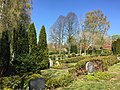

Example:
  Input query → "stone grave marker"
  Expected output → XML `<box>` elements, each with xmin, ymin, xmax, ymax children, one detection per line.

<box><xmin>11</xmin><ymin>53</ymin><xmax>15</xmax><ymax>61</ymax></box>
<box><xmin>56</xmin><ymin>57</ymin><xmax>58</xmax><ymax>60</ymax></box>
<box><xmin>82</xmin><ymin>53</ymin><xmax>86</xmax><ymax>56</ymax></box>
<box><xmin>29</xmin><ymin>78</ymin><xmax>45</xmax><ymax>90</ymax></box>
<box><xmin>117</xmin><ymin>56</ymin><xmax>120</xmax><ymax>61</ymax></box>
<box><xmin>86</xmin><ymin>62</ymin><xmax>94</xmax><ymax>74</ymax></box>
<box><xmin>76</xmin><ymin>54</ymin><xmax>79</xmax><ymax>56</ymax></box>
<box><xmin>55</xmin><ymin>61</ymin><xmax>60</xmax><ymax>66</ymax></box>
<box><xmin>49</xmin><ymin>58</ymin><xmax>53</xmax><ymax>67</ymax></box>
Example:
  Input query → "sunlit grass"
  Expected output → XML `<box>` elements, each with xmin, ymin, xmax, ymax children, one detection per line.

<box><xmin>109</xmin><ymin>63</ymin><xmax>120</xmax><ymax>72</ymax></box>
<box><xmin>58</xmin><ymin>63</ymin><xmax>120</xmax><ymax>90</ymax></box>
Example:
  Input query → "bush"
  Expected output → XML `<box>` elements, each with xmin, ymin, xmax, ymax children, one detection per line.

<box><xmin>86</xmin><ymin>50</ymin><xmax>92</xmax><ymax>55</ymax></box>
<box><xmin>94</xmin><ymin>72</ymin><xmax>114</xmax><ymax>80</ymax></box>
<box><xmin>49</xmin><ymin>53</ymin><xmax>82</xmax><ymax>61</ymax></box>
<box><xmin>52</xmin><ymin>63</ymin><xmax>76</xmax><ymax>69</ymax></box>
<box><xmin>71</xmin><ymin>53</ymin><xmax>76</xmax><ymax>57</ymax></box>
<box><xmin>84</xmin><ymin>74</ymin><xmax>100</xmax><ymax>81</ymax></box>
<box><xmin>67</xmin><ymin>63</ymin><xmax>77</xmax><ymax>68</ymax></box>
<box><xmin>95</xmin><ymin>50</ymin><xmax>102</xmax><ymax>54</ymax></box>
<box><xmin>77</xmin><ymin>56</ymin><xmax>117</xmax><ymax>70</ymax></box>
<box><xmin>68</xmin><ymin>53</ymin><xmax>77</xmax><ymax>58</ymax></box>
<box><xmin>112</xmin><ymin>38</ymin><xmax>120</xmax><ymax>54</ymax></box>
<box><xmin>57</xmin><ymin>56</ymin><xmax>88</xmax><ymax>63</ymax></box>
<box><xmin>0</xmin><ymin>75</ymin><xmax>21</xmax><ymax>89</ymax></box>
<box><xmin>0</xmin><ymin>73</ymin><xmax>44</xmax><ymax>90</ymax></box>
<box><xmin>13</xmin><ymin>54</ymin><xmax>40</xmax><ymax>74</ymax></box>
<box><xmin>100</xmin><ymin>50</ymin><xmax>112</xmax><ymax>56</ymax></box>
<box><xmin>71</xmin><ymin>56</ymin><xmax>118</xmax><ymax>76</ymax></box>
<box><xmin>24</xmin><ymin>73</ymin><xmax>43</xmax><ymax>89</ymax></box>
<box><xmin>84</xmin><ymin>72</ymin><xmax>114</xmax><ymax>81</ymax></box>
<box><xmin>13</xmin><ymin>53</ymin><xmax>49</xmax><ymax>74</ymax></box>
<box><xmin>3</xmin><ymin>88</ymin><xmax>12</xmax><ymax>90</ymax></box>
<box><xmin>70</xmin><ymin>45</ymin><xmax>78</xmax><ymax>54</ymax></box>
<box><xmin>49</xmin><ymin>51</ymin><xmax>59</xmax><ymax>55</ymax></box>
<box><xmin>46</xmin><ymin>73</ymin><xmax>73</xmax><ymax>89</ymax></box>
<box><xmin>49</xmin><ymin>54</ymin><xmax>65</xmax><ymax>60</ymax></box>
<box><xmin>49</xmin><ymin>55</ymin><xmax>56</xmax><ymax>60</ymax></box>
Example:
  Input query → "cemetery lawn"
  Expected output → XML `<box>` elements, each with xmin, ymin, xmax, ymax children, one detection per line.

<box><xmin>56</xmin><ymin>63</ymin><xmax>120</xmax><ymax>90</ymax></box>
<box><xmin>41</xmin><ymin>68</ymin><xmax>69</xmax><ymax>77</ymax></box>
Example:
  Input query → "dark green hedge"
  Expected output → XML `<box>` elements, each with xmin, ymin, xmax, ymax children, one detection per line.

<box><xmin>46</xmin><ymin>73</ymin><xmax>73</xmax><ymax>89</ymax></box>
<box><xmin>56</xmin><ymin>56</ymin><xmax>88</xmax><ymax>63</ymax></box>
<box><xmin>76</xmin><ymin>56</ymin><xmax>117</xmax><ymax>70</ymax></box>
<box><xmin>112</xmin><ymin>38</ymin><xmax>120</xmax><ymax>54</ymax></box>
<box><xmin>0</xmin><ymin>73</ymin><xmax>43</xmax><ymax>90</ymax></box>
<box><xmin>56</xmin><ymin>55</ymin><xmax>99</xmax><ymax>63</ymax></box>
<box><xmin>69</xmin><ymin>56</ymin><xmax>118</xmax><ymax>76</ymax></box>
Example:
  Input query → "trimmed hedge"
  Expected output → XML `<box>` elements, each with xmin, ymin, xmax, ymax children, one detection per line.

<box><xmin>76</xmin><ymin>56</ymin><xmax>117</xmax><ymax>70</ymax></box>
<box><xmin>49</xmin><ymin>54</ymin><xmax>64</xmax><ymax>60</ymax></box>
<box><xmin>100</xmin><ymin>50</ymin><xmax>113</xmax><ymax>56</ymax></box>
<box><xmin>56</xmin><ymin>56</ymin><xmax>89</xmax><ymax>63</ymax></box>
<box><xmin>56</xmin><ymin>55</ymin><xmax>100</xmax><ymax>63</ymax></box>
<box><xmin>51</xmin><ymin>55</ymin><xmax>99</xmax><ymax>69</ymax></box>
<box><xmin>49</xmin><ymin>53</ymin><xmax>81</xmax><ymax>60</ymax></box>
<box><xmin>112</xmin><ymin>38</ymin><xmax>120</xmax><ymax>54</ymax></box>
<box><xmin>84</xmin><ymin>72</ymin><xmax>114</xmax><ymax>81</ymax></box>
<box><xmin>46</xmin><ymin>73</ymin><xmax>73</xmax><ymax>89</ymax></box>
<box><xmin>69</xmin><ymin>55</ymin><xmax>118</xmax><ymax>76</ymax></box>
<box><xmin>0</xmin><ymin>72</ymin><xmax>73</xmax><ymax>90</ymax></box>
<box><xmin>0</xmin><ymin>73</ymin><xmax>43</xmax><ymax>90</ymax></box>
<box><xmin>0</xmin><ymin>75</ymin><xmax>21</xmax><ymax>89</ymax></box>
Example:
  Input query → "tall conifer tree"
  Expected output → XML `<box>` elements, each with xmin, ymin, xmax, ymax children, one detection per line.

<box><xmin>28</xmin><ymin>23</ymin><xmax>37</xmax><ymax>54</ymax></box>
<box><xmin>38</xmin><ymin>25</ymin><xmax>49</xmax><ymax>69</ymax></box>
<box><xmin>112</xmin><ymin>38</ymin><xmax>120</xmax><ymax>54</ymax></box>
<box><xmin>38</xmin><ymin>26</ymin><xmax>47</xmax><ymax>50</ymax></box>
<box><xmin>0</xmin><ymin>30</ymin><xmax>10</xmax><ymax>74</ymax></box>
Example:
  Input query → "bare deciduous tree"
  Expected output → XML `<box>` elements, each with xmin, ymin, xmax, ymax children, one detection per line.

<box><xmin>49</xmin><ymin>15</ymin><xmax>66</xmax><ymax>54</ymax></box>
<box><xmin>65</xmin><ymin>12</ymin><xmax>79</xmax><ymax>54</ymax></box>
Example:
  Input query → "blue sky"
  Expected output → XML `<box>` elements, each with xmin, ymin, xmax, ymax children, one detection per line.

<box><xmin>31</xmin><ymin>0</ymin><xmax>120</xmax><ymax>40</ymax></box>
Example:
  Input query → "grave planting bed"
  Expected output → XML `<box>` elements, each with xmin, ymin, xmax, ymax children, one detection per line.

<box><xmin>57</xmin><ymin>62</ymin><xmax>120</xmax><ymax>90</ymax></box>
<box><xmin>69</xmin><ymin>55</ymin><xmax>118</xmax><ymax>76</ymax></box>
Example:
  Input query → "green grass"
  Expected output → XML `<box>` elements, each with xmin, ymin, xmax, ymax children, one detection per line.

<box><xmin>58</xmin><ymin>63</ymin><xmax>120</xmax><ymax>90</ymax></box>
<box><xmin>67</xmin><ymin>63</ymin><xmax>77</xmax><ymax>68</ymax></box>
<box><xmin>109</xmin><ymin>63</ymin><xmax>120</xmax><ymax>72</ymax></box>
<box><xmin>49</xmin><ymin>62</ymin><xmax>77</xmax><ymax>69</ymax></box>
<box><xmin>41</xmin><ymin>60</ymin><xmax>120</xmax><ymax>90</ymax></box>
<box><xmin>41</xmin><ymin>68</ymin><xmax>68</xmax><ymax>78</ymax></box>
<box><xmin>63</xmin><ymin>80</ymin><xmax>120</xmax><ymax>90</ymax></box>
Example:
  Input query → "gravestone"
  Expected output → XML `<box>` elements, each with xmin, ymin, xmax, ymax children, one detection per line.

<box><xmin>55</xmin><ymin>56</ymin><xmax>58</xmax><ymax>60</ymax></box>
<box><xmin>55</xmin><ymin>61</ymin><xmax>60</xmax><ymax>66</ymax></box>
<box><xmin>76</xmin><ymin>54</ymin><xmax>79</xmax><ymax>56</ymax></box>
<box><xmin>11</xmin><ymin>53</ymin><xmax>14</xmax><ymax>61</ymax></box>
<box><xmin>86</xmin><ymin>62</ymin><xmax>94</xmax><ymax>74</ymax></box>
<box><xmin>29</xmin><ymin>78</ymin><xmax>45</xmax><ymax>90</ymax></box>
<box><xmin>49</xmin><ymin>58</ymin><xmax>53</xmax><ymax>67</ymax></box>
<box><xmin>117</xmin><ymin>56</ymin><xmax>120</xmax><ymax>61</ymax></box>
<box><xmin>82</xmin><ymin>53</ymin><xmax>86</xmax><ymax>56</ymax></box>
